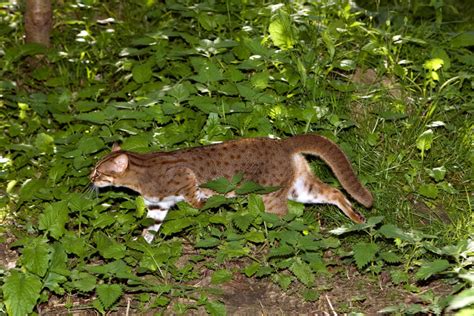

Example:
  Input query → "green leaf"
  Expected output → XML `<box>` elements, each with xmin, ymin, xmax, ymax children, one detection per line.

<box><xmin>132</xmin><ymin>62</ymin><xmax>153</xmax><ymax>83</ymax></box>
<box><xmin>201</xmin><ymin>176</ymin><xmax>235</xmax><ymax>194</ymax></box>
<box><xmin>379</xmin><ymin>251</ymin><xmax>402</xmax><ymax>263</ymax></box>
<box><xmin>416</xmin><ymin>259</ymin><xmax>450</xmax><ymax>280</ymax></box>
<box><xmin>287</xmin><ymin>201</ymin><xmax>304</xmax><ymax>217</ymax></box>
<box><xmin>70</xmin><ymin>272</ymin><xmax>97</xmax><ymax>292</ymax></box>
<box><xmin>92</xmin><ymin>213</ymin><xmax>116</xmax><ymax>229</ymax></box>
<box><xmin>211</xmin><ymin>269</ymin><xmax>233</xmax><ymax>285</ymax></box>
<box><xmin>235</xmin><ymin>180</ymin><xmax>279</xmax><ymax>195</ymax></box>
<box><xmin>34</xmin><ymin>132</ymin><xmax>54</xmax><ymax>152</ymax></box>
<box><xmin>329</xmin><ymin>216</ymin><xmax>384</xmax><ymax>235</ymax></box>
<box><xmin>378</xmin><ymin>224</ymin><xmax>415</xmax><ymax>242</ymax></box>
<box><xmin>77</xmin><ymin>136</ymin><xmax>105</xmax><ymax>154</ymax></box>
<box><xmin>247</xmin><ymin>194</ymin><xmax>265</xmax><ymax>213</ymax></box>
<box><xmin>255</xmin><ymin>266</ymin><xmax>274</xmax><ymax>277</ymax></box>
<box><xmin>289</xmin><ymin>259</ymin><xmax>314</xmax><ymax>287</ymax></box>
<box><xmin>251</xmin><ymin>71</ymin><xmax>269</xmax><ymax>90</ymax></box>
<box><xmin>3</xmin><ymin>270</ymin><xmax>42</xmax><ymax>316</ymax></box>
<box><xmin>390</xmin><ymin>270</ymin><xmax>409</xmax><ymax>285</ymax></box>
<box><xmin>297</xmin><ymin>236</ymin><xmax>320</xmax><ymax>251</ymax></box>
<box><xmin>268</xmin><ymin>12</ymin><xmax>296</xmax><ymax>50</ymax></box>
<box><xmin>38</xmin><ymin>201</ymin><xmax>69</xmax><ymax>239</ymax></box>
<box><xmin>86</xmin><ymin>260</ymin><xmax>137</xmax><ymax>280</ymax></box>
<box><xmin>261</xmin><ymin>213</ymin><xmax>283</xmax><ymax>227</ymax></box>
<box><xmin>96</xmin><ymin>284</ymin><xmax>122</xmax><ymax>310</ymax></box>
<box><xmin>191</xmin><ymin>60</ymin><xmax>223</xmax><ymax>83</ymax></box>
<box><xmin>135</xmin><ymin>196</ymin><xmax>147</xmax><ymax>218</ymax></box>
<box><xmin>44</xmin><ymin>272</ymin><xmax>67</xmax><ymax>295</ymax></box>
<box><xmin>318</xmin><ymin>237</ymin><xmax>341</xmax><ymax>249</ymax></box>
<box><xmin>202</xmin><ymin>195</ymin><xmax>232</xmax><ymax>210</ymax></box>
<box><xmin>205</xmin><ymin>300</ymin><xmax>227</xmax><ymax>316</ymax></box>
<box><xmin>448</xmin><ymin>288</ymin><xmax>474</xmax><ymax>310</ymax></box>
<box><xmin>423</xmin><ymin>58</ymin><xmax>444</xmax><ymax>71</ymax></box>
<box><xmin>61</xmin><ymin>233</ymin><xmax>91</xmax><ymax>258</ymax></box>
<box><xmin>161</xmin><ymin>217</ymin><xmax>194</xmax><ymax>235</ymax></box>
<box><xmin>233</xmin><ymin>213</ymin><xmax>255</xmax><ymax>232</ymax></box>
<box><xmin>416</xmin><ymin>129</ymin><xmax>434</xmax><ymax>158</ymax></box>
<box><xmin>75</xmin><ymin>111</ymin><xmax>108</xmax><ymax>124</ymax></box>
<box><xmin>431</xmin><ymin>47</ymin><xmax>451</xmax><ymax>70</ymax></box>
<box><xmin>22</xmin><ymin>237</ymin><xmax>51</xmax><ymax>277</ymax></box>
<box><xmin>352</xmin><ymin>242</ymin><xmax>379</xmax><ymax>269</ymax></box>
<box><xmin>243</xmin><ymin>262</ymin><xmax>260</xmax><ymax>277</ymax></box>
<box><xmin>49</xmin><ymin>243</ymin><xmax>69</xmax><ymax>275</ymax></box>
<box><xmin>245</xmin><ymin>231</ymin><xmax>265</xmax><ymax>243</ymax></box>
<box><xmin>94</xmin><ymin>232</ymin><xmax>126</xmax><ymax>259</ymax></box>
<box><xmin>428</xmin><ymin>166</ymin><xmax>446</xmax><ymax>182</ymax></box>
<box><xmin>418</xmin><ymin>183</ymin><xmax>439</xmax><ymax>199</ymax></box>
<box><xmin>268</xmin><ymin>244</ymin><xmax>294</xmax><ymax>259</ymax></box>
<box><xmin>195</xmin><ymin>237</ymin><xmax>221</xmax><ymax>248</ymax></box>
<box><xmin>168</xmin><ymin>83</ymin><xmax>191</xmax><ymax>101</ymax></box>
<box><xmin>273</xmin><ymin>273</ymin><xmax>292</xmax><ymax>290</ymax></box>
<box><xmin>302</xmin><ymin>289</ymin><xmax>320</xmax><ymax>302</ymax></box>
<box><xmin>450</xmin><ymin>32</ymin><xmax>474</xmax><ymax>48</ymax></box>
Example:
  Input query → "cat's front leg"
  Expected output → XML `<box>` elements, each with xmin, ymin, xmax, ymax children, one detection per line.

<box><xmin>142</xmin><ymin>207</ymin><xmax>169</xmax><ymax>243</ymax></box>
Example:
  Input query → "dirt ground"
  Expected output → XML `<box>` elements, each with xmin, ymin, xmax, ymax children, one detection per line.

<box><xmin>1</xmin><ymin>238</ymin><xmax>453</xmax><ymax>316</ymax></box>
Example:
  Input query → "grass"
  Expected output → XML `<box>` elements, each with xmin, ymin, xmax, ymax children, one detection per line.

<box><xmin>0</xmin><ymin>0</ymin><xmax>473</xmax><ymax>315</ymax></box>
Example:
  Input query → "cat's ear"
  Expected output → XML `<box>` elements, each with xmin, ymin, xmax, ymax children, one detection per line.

<box><xmin>112</xmin><ymin>143</ymin><xmax>122</xmax><ymax>152</ymax></box>
<box><xmin>111</xmin><ymin>154</ymin><xmax>128</xmax><ymax>173</ymax></box>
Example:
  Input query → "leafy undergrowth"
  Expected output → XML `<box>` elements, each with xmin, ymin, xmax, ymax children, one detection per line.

<box><xmin>0</xmin><ymin>0</ymin><xmax>473</xmax><ymax>315</ymax></box>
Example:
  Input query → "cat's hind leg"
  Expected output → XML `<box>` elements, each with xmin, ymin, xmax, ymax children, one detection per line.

<box><xmin>288</xmin><ymin>174</ymin><xmax>366</xmax><ymax>223</ymax></box>
<box><xmin>262</xmin><ymin>189</ymin><xmax>290</xmax><ymax>216</ymax></box>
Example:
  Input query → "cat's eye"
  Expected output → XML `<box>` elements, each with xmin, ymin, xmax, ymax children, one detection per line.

<box><xmin>90</xmin><ymin>169</ymin><xmax>101</xmax><ymax>180</ymax></box>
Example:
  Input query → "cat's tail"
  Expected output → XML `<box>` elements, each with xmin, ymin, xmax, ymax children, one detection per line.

<box><xmin>284</xmin><ymin>134</ymin><xmax>373</xmax><ymax>208</ymax></box>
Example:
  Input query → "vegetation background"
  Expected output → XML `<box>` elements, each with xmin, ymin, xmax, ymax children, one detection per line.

<box><xmin>0</xmin><ymin>0</ymin><xmax>472</xmax><ymax>314</ymax></box>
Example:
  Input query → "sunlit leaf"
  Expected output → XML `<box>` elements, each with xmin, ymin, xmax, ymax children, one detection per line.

<box><xmin>448</xmin><ymin>288</ymin><xmax>474</xmax><ymax>310</ymax></box>
<box><xmin>423</xmin><ymin>58</ymin><xmax>444</xmax><ymax>71</ymax></box>
<box><xmin>268</xmin><ymin>12</ymin><xmax>296</xmax><ymax>50</ymax></box>
<box><xmin>416</xmin><ymin>129</ymin><xmax>434</xmax><ymax>158</ymax></box>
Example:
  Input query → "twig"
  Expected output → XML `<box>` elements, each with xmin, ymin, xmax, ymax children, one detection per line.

<box><xmin>125</xmin><ymin>297</ymin><xmax>131</xmax><ymax>316</ymax></box>
<box><xmin>325</xmin><ymin>294</ymin><xmax>337</xmax><ymax>316</ymax></box>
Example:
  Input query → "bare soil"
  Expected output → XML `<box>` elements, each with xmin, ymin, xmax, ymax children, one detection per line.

<box><xmin>1</xmin><ymin>239</ymin><xmax>453</xmax><ymax>315</ymax></box>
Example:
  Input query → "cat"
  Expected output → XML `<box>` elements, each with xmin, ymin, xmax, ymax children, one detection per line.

<box><xmin>90</xmin><ymin>135</ymin><xmax>373</xmax><ymax>243</ymax></box>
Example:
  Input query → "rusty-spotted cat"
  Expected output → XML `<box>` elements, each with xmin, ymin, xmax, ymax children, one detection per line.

<box><xmin>90</xmin><ymin>135</ymin><xmax>373</xmax><ymax>243</ymax></box>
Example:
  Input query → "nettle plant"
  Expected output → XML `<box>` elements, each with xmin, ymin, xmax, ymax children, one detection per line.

<box><xmin>1</xmin><ymin>0</ymin><xmax>473</xmax><ymax>314</ymax></box>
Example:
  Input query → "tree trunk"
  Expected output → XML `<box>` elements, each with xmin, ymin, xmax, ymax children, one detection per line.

<box><xmin>25</xmin><ymin>0</ymin><xmax>52</xmax><ymax>47</ymax></box>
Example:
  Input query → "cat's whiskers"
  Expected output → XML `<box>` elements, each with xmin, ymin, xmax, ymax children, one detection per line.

<box><xmin>81</xmin><ymin>184</ymin><xmax>99</xmax><ymax>200</ymax></box>
<box><xmin>89</xmin><ymin>135</ymin><xmax>373</xmax><ymax>243</ymax></box>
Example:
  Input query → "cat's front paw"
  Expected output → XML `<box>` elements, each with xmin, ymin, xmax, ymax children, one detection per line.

<box><xmin>142</xmin><ymin>229</ymin><xmax>155</xmax><ymax>244</ymax></box>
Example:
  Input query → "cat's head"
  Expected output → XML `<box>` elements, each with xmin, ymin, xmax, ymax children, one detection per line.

<box><xmin>90</xmin><ymin>144</ymin><xmax>129</xmax><ymax>188</ymax></box>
